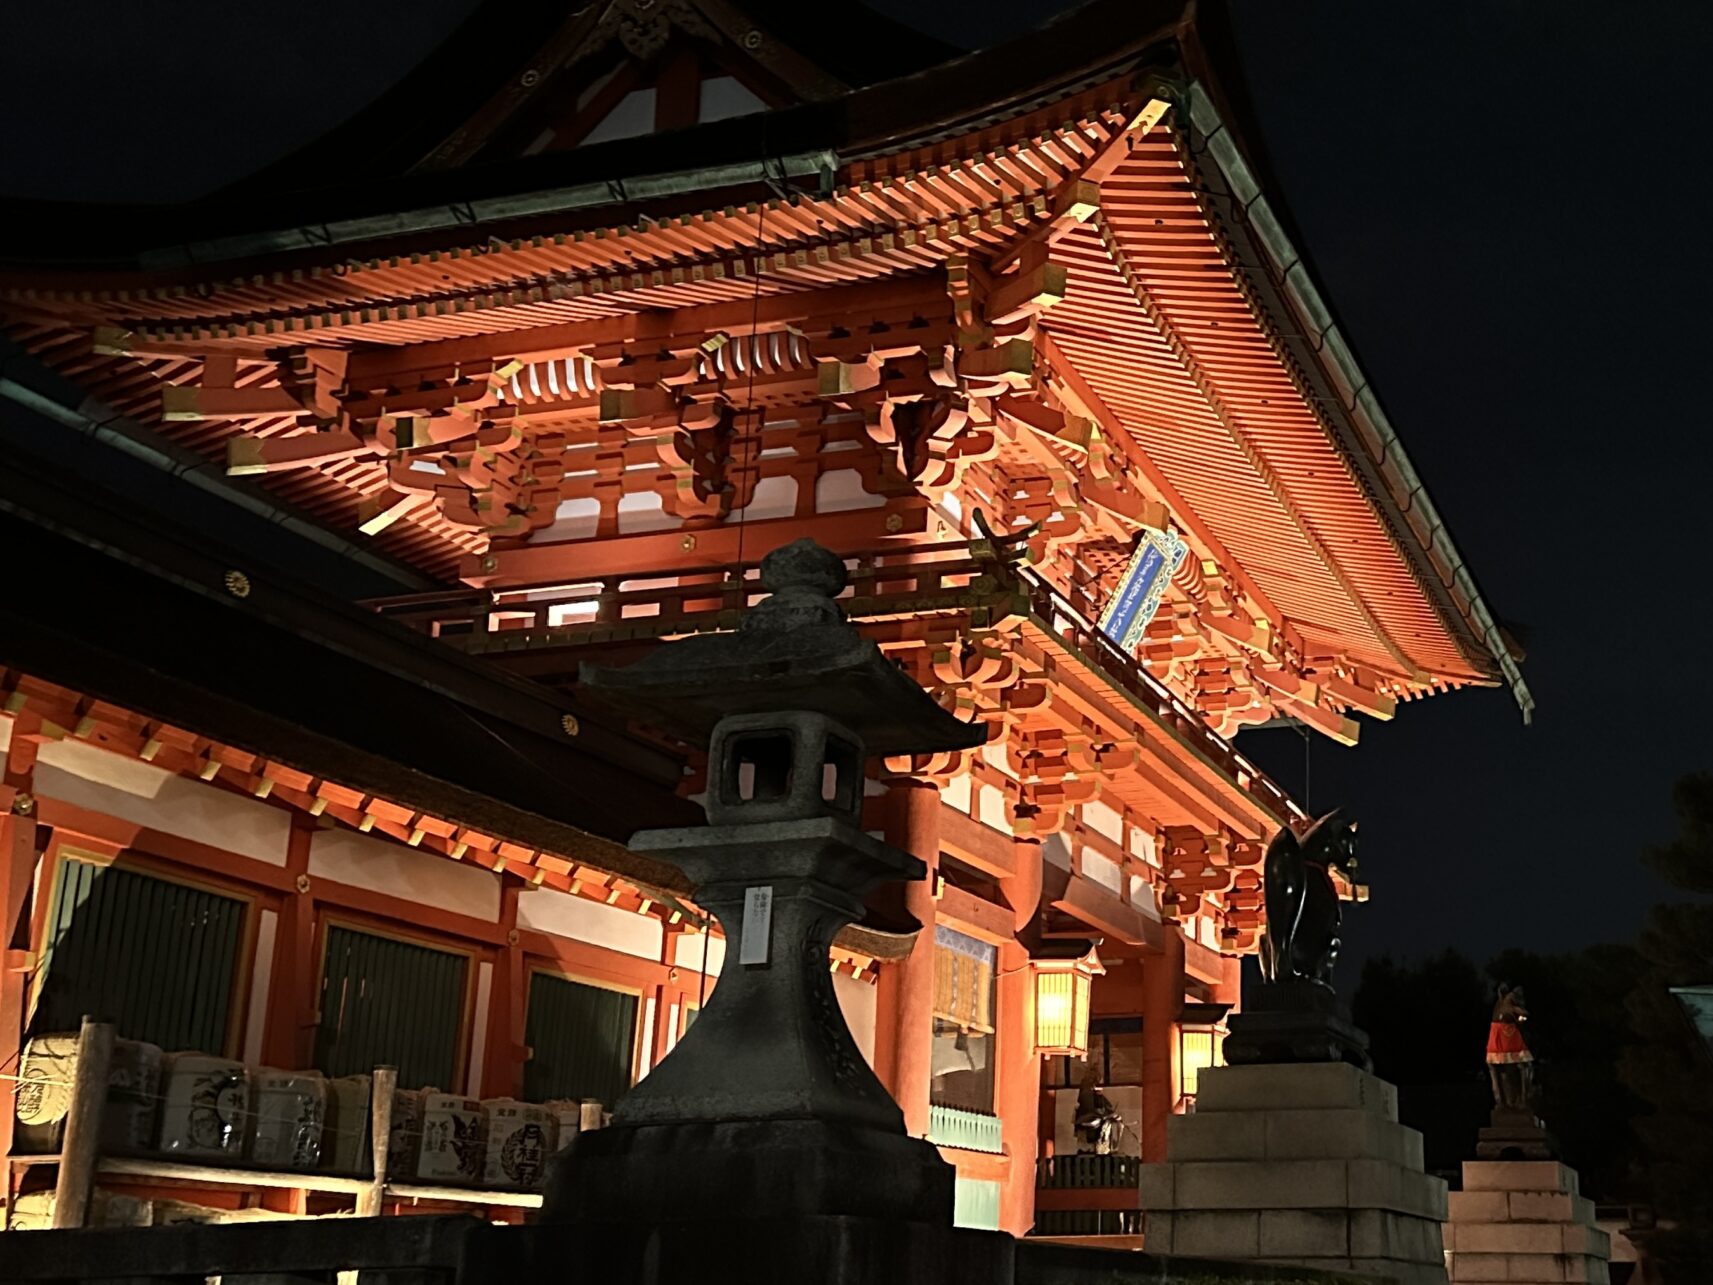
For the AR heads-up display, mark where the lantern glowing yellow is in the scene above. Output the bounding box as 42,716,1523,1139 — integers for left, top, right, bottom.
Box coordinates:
1030,946,1104,1058
1176,1002,1230,1104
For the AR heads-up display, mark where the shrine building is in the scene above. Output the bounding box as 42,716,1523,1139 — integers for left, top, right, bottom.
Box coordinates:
0,0,1526,1243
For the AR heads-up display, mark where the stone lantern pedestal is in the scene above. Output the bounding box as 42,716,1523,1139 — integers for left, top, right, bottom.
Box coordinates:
547,807,956,1222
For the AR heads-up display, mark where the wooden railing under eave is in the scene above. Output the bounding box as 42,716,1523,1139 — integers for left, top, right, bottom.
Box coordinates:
366,538,1301,830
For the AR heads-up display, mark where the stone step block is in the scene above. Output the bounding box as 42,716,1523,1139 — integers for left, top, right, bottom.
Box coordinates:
1172,1156,1351,1211
1161,1109,1265,1162
1348,1157,1450,1221
1446,1189,1510,1223
1166,1105,1425,1167
1144,1208,1259,1258
1449,1220,1585,1255
1444,1252,1509,1282
1350,1207,1449,1264
1447,1250,1610,1283
1256,1207,1351,1258
1450,1188,1599,1227
1271,1107,1424,1168
1192,1060,1398,1119
1460,1160,1578,1196
1276,1255,1450,1285
1140,1155,1447,1220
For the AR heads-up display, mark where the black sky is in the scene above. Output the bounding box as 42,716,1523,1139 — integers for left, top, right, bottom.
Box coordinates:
3,2,1709,973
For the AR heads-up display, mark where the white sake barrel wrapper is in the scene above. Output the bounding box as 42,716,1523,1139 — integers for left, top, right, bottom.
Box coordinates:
387,1087,425,1178
102,1039,163,1156
415,1093,484,1184
248,1068,326,1170
8,1188,153,1231
13,1034,78,1152
544,1100,581,1153
480,1098,553,1189
157,1054,249,1160
319,1074,371,1174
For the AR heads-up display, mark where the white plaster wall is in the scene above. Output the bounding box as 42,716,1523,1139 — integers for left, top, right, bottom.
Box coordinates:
537,496,600,542
1130,876,1161,920
468,961,494,1094
308,828,501,921
33,740,291,866
1081,799,1123,844
728,476,797,522
672,928,725,978
1129,828,1158,867
833,971,878,1071
977,784,1009,832
616,490,675,534
940,774,972,813
814,468,885,512
518,886,664,961
1081,848,1123,896
0,713,11,752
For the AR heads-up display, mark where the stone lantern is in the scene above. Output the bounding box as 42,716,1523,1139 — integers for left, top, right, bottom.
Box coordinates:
542,539,987,1229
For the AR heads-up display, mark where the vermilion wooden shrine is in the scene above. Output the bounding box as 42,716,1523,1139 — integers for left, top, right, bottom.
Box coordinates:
0,0,1526,1242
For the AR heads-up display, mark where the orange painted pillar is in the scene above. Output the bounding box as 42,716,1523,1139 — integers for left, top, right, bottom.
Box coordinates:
264,820,318,1069
1141,924,1185,1164
1001,836,1045,1233
996,936,1041,1235
0,814,38,1167
482,883,527,1098
883,782,939,1138
1214,952,1242,1009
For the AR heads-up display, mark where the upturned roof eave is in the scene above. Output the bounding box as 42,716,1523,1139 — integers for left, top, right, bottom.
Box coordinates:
1171,50,1532,719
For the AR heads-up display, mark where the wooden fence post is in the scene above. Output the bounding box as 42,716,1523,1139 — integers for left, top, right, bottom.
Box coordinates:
50,1017,114,1228
356,1065,398,1218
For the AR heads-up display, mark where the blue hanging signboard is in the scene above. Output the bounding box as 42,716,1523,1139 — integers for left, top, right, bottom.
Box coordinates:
1095,527,1189,653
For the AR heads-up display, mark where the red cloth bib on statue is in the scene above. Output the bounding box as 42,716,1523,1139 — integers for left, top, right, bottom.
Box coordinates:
1486,1021,1532,1064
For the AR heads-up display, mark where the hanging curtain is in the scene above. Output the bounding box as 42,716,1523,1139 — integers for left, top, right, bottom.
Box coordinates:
931,926,996,1035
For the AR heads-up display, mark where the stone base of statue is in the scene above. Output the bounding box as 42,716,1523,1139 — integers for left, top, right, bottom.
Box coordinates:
526,1212,1014,1285
1221,979,1372,1071
545,1118,954,1223
1139,1061,1448,1285
1443,1156,1611,1284
1476,1105,1555,1161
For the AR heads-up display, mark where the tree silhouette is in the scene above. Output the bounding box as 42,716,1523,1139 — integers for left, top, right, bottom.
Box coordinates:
1353,945,1644,1191
1486,943,1644,1199
1621,771,1713,1281
1353,949,1490,1173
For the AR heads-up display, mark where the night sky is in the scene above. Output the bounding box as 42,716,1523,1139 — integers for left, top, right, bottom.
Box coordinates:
3,3,1708,974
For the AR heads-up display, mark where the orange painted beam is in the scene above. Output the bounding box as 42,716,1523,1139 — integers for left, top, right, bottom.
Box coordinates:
161,385,305,422
345,276,952,384
939,805,1018,882
463,505,930,588
1051,873,1163,949
1033,1186,1143,1213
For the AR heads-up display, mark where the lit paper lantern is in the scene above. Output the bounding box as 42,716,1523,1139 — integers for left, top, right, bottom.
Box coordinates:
1030,946,1104,1058
1177,1002,1230,1104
